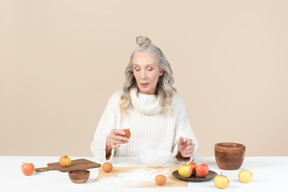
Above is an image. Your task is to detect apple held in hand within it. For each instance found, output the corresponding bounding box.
[239,169,253,183]
[21,163,35,176]
[178,164,193,178]
[214,173,229,189]
[195,164,209,177]
[59,155,71,167]
[186,162,197,175]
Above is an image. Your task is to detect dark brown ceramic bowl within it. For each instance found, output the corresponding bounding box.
[215,142,246,170]
[68,169,90,183]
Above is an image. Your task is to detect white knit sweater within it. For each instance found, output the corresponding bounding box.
[91,88,199,163]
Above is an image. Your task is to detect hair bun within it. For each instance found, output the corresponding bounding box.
[136,36,151,46]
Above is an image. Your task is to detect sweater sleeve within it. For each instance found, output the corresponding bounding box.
[90,91,121,163]
[171,93,200,163]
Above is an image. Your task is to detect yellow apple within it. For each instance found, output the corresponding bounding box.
[239,170,253,183]
[214,174,229,189]
[178,164,193,178]
[59,155,71,167]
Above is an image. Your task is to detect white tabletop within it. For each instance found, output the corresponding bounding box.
[1,156,287,192]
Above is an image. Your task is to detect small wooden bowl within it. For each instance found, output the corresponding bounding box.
[68,169,90,183]
[215,142,246,170]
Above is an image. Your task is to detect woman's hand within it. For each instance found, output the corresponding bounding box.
[177,136,195,158]
[106,129,129,155]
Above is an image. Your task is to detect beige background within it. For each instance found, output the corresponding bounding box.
[1,0,287,157]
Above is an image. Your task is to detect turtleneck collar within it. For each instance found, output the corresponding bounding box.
[130,87,163,115]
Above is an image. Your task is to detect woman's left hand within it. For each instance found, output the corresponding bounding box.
[178,136,195,158]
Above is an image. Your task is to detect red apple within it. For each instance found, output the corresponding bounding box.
[195,164,209,177]
[186,162,197,175]
[21,163,35,176]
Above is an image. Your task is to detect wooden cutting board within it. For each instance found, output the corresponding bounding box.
[35,159,101,172]
[95,166,188,188]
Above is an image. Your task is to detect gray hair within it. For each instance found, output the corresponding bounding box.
[120,36,176,116]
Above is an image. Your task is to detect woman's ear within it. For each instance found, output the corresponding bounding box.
[159,71,164,76]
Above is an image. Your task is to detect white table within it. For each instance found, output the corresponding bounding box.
[1,156,287,192]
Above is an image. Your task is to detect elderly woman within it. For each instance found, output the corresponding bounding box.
[91,36,199,163]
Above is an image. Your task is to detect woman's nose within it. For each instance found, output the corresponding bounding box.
[140,70,147,79]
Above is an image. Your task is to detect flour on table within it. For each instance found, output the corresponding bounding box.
[95,168,171,187]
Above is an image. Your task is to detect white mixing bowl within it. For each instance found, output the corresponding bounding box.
[139,149,171,167]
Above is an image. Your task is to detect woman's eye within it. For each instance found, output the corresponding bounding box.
[134,67,140,71]
[147,67,153,71]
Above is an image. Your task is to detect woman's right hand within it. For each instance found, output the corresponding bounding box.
[106,129,129,151]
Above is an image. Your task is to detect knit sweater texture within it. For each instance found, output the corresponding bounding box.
[91,88,199,163]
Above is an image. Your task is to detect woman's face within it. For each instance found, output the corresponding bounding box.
[132,51,163,95]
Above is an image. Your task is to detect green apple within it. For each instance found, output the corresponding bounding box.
[214,174,229,189]
[239,170,253,183]
[178,164,193,177]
